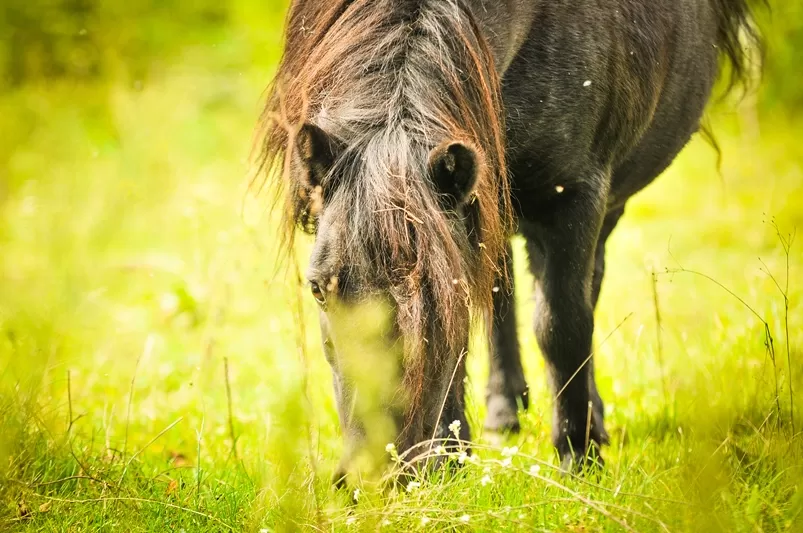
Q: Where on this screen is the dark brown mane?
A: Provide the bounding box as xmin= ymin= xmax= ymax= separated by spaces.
xmin=254 ymin=0 xmax=512 ymax=438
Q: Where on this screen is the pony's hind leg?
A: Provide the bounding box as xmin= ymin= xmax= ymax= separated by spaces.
xmin=485 ymin=242 xmax=529 ymax=433
xmin=523 ymin=189 xmax=609 ymax=471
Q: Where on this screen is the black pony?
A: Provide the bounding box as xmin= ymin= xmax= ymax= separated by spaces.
xmin=255 ymin=0 xmax=764 ymax=478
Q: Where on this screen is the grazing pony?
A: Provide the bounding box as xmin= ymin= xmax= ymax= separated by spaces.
xmin=255 ymin=0 xmax=763 ymax=477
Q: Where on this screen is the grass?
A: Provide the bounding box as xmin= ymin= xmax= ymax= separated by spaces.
xmin=1 ymin=10 xmax=802 ymax=532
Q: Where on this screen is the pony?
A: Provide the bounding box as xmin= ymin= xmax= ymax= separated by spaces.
xmin=254 ymin=0 xmax=764 ymax=479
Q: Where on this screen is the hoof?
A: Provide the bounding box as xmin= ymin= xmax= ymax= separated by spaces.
xmin=333 ymin=469 xmax=348 ymax=490
xmin=484 ymin=394 xmax=521 ymax=433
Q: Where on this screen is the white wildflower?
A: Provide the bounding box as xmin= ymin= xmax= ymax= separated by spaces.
xmin=385 ymin=443 xmax=396 ymax=453
xmin=406 ymin=481 xmax=421 ymax=493
xmin=481 ymin=474 xmax=492 ymax=486
xmin=501 ymin=446 xmax=519 ymax=457
xmin=434 ymin=445 xmax=446 ymax=455
xmin=420 ymin=516 xmax=431 ymax=526
xmin=457 ymin=451 xmax=468 ymax=464
xmin=353 ymin=488 xmax=360 ymax=502
xmin=529 ymin=464 xmax=541 ymax=475
xmin=501 ymin=457 xmax=512 ymax=468
xmin=460 ymin=514 xmax=470 ymax=523
xmin=448 ymin=420 xmax=462 ymax=436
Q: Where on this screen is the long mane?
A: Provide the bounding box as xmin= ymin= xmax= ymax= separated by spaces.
xmin=254 ymin=0 xmax=512 ymax=440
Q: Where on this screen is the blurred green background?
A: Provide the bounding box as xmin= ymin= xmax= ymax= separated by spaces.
xmin=0 ymin=1 xmax=802 ymax=531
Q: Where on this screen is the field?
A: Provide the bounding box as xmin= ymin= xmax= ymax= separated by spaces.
xmin=1 ymin=3 xmax=802 ymax=532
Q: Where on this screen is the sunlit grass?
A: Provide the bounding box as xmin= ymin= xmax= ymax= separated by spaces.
xmin=1 ymin=25 xmax=802 ymax=533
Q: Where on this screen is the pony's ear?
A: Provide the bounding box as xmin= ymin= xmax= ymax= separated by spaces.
xmin=428 ymin=141 xmax=479 ymax=206
xmin=296 ymin=123 xmax=341 ymax=187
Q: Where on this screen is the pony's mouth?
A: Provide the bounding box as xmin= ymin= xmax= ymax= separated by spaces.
xmin=319 ymin=297 xmax=405 ymax=470
xmin=318 ymin=293 xmax=471 ymax=481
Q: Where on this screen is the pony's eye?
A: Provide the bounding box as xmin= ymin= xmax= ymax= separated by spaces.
xmin=310 ymin=281 xmax=326 ymax=306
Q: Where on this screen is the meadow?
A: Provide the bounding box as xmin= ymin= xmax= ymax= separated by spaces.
xmin=1 ymin=1 xmax=802 ymax=531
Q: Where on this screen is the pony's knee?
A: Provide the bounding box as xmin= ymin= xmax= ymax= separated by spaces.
xmin=533 ymin=294 xmax=594 ymax=368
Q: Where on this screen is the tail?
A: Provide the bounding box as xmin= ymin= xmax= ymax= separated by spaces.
xmin=711 ymin=0 xmax=768 ymax=94
xmin=704 ymin=0 xmax=767 ymax=173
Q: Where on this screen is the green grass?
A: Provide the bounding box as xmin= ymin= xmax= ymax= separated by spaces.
xmin=1 ymin=14 xmax=803 ymax=532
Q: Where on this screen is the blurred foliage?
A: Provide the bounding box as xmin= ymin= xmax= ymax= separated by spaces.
xmin=0 ymin=0 xmax=230 ymax=87
xmin=755 ymin=0 xmax=803 ymax=113
xmin=0 ymin=0 xmax=289 ymax=204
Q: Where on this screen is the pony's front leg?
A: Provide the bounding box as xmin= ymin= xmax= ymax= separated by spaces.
xmin=437 ymin=355 xmax=471 ymax=446
xmin=485 ymin=241 xmax=529 ymax=433
xmin=523 ymin=188 xmax=610 ymax=471
xmin=427 ymin=354 xmax=471 ymax=470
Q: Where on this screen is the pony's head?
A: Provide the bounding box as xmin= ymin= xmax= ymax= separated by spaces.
xmin=255 ymin=0 xmax=511 ymax=478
